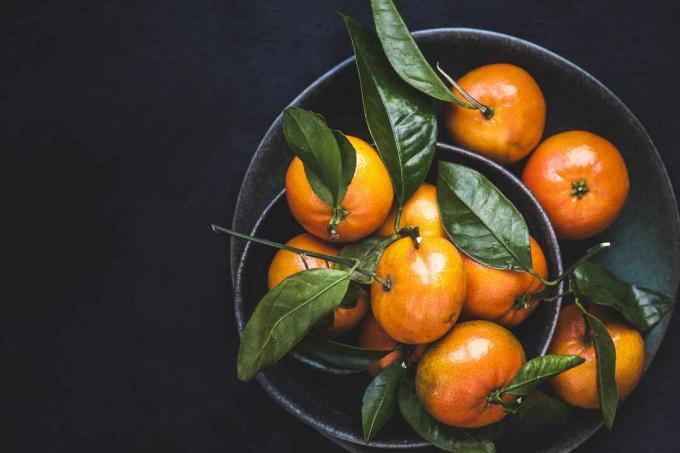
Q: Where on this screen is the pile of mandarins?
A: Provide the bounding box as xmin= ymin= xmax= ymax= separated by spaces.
xmin=268 ymin=61 xmax=640 ymax=429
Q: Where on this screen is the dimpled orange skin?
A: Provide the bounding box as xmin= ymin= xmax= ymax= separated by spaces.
xmin=549 ymin=305 xmax=645 ymax=409
xmin=462 ymin=237 xmax=548 ymax=327
xmin=522 ymin=130 xmax=629 ymax=240
xmin=416 ymin=321 xmax=526 ymax=428
xmin=377 ymin=183 xmax=446 ymax=238
xmin=370 ymin=237 xmax=466 ymax=344
xmin=267 ymin=233 xmax=368 ymax=337
xmin=285 ymin=135 xmax=394 ymax=243
xmin=446 ymin=63 xmax=546 ymax=164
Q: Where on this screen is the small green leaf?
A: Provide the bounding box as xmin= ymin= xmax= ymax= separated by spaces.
xmin=337 ymin=236 xmax=394 ymax=284
xmin=282 ymin=107 xmax=355 ymax=207
xmin=362 ymin=359 xmax=406 ymax=442
xmin=573 ymin=260 xmax=672 ymax=332
xmin=292 ymin=334 xmax=395 ymax=374
xmin=503 ymin=354 xmax=585 ymax=396
xmin=582 ymin=310 xmax=618 ymax=429
xmin=515 ymin=390 xmax=575 ymax=426
xmin=398 ymin=370 xmax=495 ymax=452
xmin=237 ymin=268 xmax=350 ymax=381
xmin=437 ymin=161 xmax=532 ymax=271
xmin=370 ymin=0 xmax=460 ymax=104
xmin=340 ymin=13 xmax=437 ymax=207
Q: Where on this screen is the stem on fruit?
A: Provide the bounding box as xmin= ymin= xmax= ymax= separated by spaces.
xmin=436 ymin=62 xmax=494 ymax=119
xmin=398 ymin=226 xmax=422 ymax=249
xmin=211 ymin=223 xmax=391 ymax=290
xmin=327 ymin=206 xmax=348 ymax=241
xmin=571 ymin=180 xmax=590 ymax=199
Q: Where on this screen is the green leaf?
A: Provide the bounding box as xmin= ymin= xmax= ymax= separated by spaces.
xmin=573 ymin=260 xmax=673 ymax=332
xmin=582 ymin=310 xmax=618 ymax=429
xmin=437 ymin=161 xmax=532 ymax=271
xmin=292 ymin=334 xmax=395 ymax=374
xmin=237 ymin=268 xmax=350 ymax=381
xmin=398 ymin=370 xmax=495 ymax=452
xmin=282 ymin=107 xmax=355 ymax=207
xmin=371 ymin=0 xmax=459 ymax=103
xmin=337 ymin=236 xmax=394 ymax=284
xmin=334 ymin=130 xmax=357 ymax=204
xmin=340 ymin=13 xmax=437 ymax=207
xmin=339 ymin=281 xmax=366 ymax=308
xmin=515 ymin=390 xmax=575 ymax=426
xmin=362 ymin=359 xmax=406 ymax=442
xmin=503 ymin=354 xmax=585 ymax=396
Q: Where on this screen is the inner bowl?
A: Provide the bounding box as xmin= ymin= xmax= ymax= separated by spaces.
xmin=234 ymin=142 xmax=563 ymax=449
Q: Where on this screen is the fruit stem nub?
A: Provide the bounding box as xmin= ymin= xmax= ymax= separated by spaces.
xmin=571 ymin=180 xmax=590 ymax=199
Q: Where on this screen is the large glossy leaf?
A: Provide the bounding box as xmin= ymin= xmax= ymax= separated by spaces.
xmin=337 ymin=236 xmax=394 ymax=284
xmin=515 ymin=390 xmax=574 ymax=426
xmin=237 ymin=268 xmax=350 ymax=381
xmin=582 ymin=310 xmax=618 ymax=429
xmin=292 ymin=334 xmax=394 ymax=374
xmin=362 ymin=359 xmax=406 ymax=442
xmin=503 ymin=354 xmax=585 ymax=396
xmin=573 ymin=261 xmax=672 ymax=332
xmin=398 ymin=371 xmax=495 ymax=452
xmin=371 ymin=0 xmax=460 ymax=103
xmin=340 ymin=14 xmax=437 ymax=207
xmin=282 ymin=107 xmax=356 ymax=207
xmin=437 ymin=161 xmax=532 ymax=271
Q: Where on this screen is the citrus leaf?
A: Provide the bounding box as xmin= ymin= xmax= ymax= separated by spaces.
xmin=573 ymin=260 xmax=673 ymax=332
xmin=334 ymin=130 xmax=357 ymax=204
xmin=283 ymin=107 xmax=353 ymax=207
xmin=371 ymin=0 xmax=459 ymax=103
xmin=362 ymin=359 xmax=406 ymax=442
xmin=582 ymin=310 xmax=618 ymax=429
xmin=340 ymin=13 xmax=437 ymax=207
xmin=503 ymin=354 xmax=585 ymax=396
xmin=515 ymin=390 xmax=575 ymax=426
xmin=398 ymin=370 xmax=495 ymax=452
xmin=237 ymin=268 xmax=350 ymax=381
xmin=437 ymin=161 xmax=532 ymax=271
xmin=337 ymin=236 xmax=394 ymax=284
xmin=292 ymin=334 xmax=395 ymax=374
xmin=339 ymin=281 xmax=367 ymax=308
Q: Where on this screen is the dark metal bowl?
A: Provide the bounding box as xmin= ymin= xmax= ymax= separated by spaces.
xmin=231 ymin=29 xmax=679 ymax=452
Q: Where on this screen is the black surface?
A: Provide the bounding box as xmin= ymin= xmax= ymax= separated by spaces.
xmin=3 ymin=0 xmax=679 ymax=452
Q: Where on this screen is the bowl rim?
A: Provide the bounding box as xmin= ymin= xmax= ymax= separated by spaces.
xmin=234 ymin=141 xmax=564 ymax=449
xmin=230 ymin=27 xmax=680 ymax=452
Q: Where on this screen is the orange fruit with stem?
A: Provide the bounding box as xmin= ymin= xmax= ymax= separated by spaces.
xmin=267 ymin=233 xmax=368 ymax=337
xmin=285 ymin=135 xmax=394 ymax=243
xmin=445 ymin=63 xmax=546 ymax=164
xmin=462 ymin=236 xmax=548 ymax=327
xmin=416 ymin=320 xmax=526 ymax=428
xmin=522 ymin=130 xmax=629 ymax=240
xmin=377 ymin=183 xmax=446 ymax=238
xmin=370 ymin=236 xmax=466 ymax=344
xmin=548 ymin=304 xmax=644 ymax=409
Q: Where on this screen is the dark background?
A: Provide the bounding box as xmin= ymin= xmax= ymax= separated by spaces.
xmin=3 ymin=0 xmax=679 ymax=452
